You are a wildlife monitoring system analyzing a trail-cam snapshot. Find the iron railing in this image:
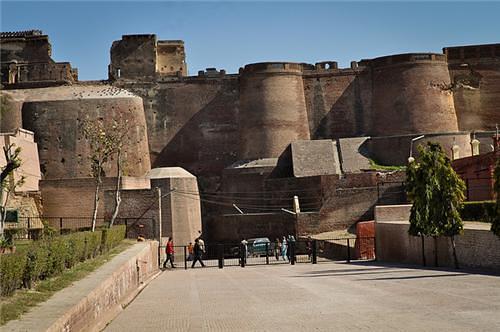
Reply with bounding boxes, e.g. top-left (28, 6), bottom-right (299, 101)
top-left (159, 237), bottom-right (376, 270)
